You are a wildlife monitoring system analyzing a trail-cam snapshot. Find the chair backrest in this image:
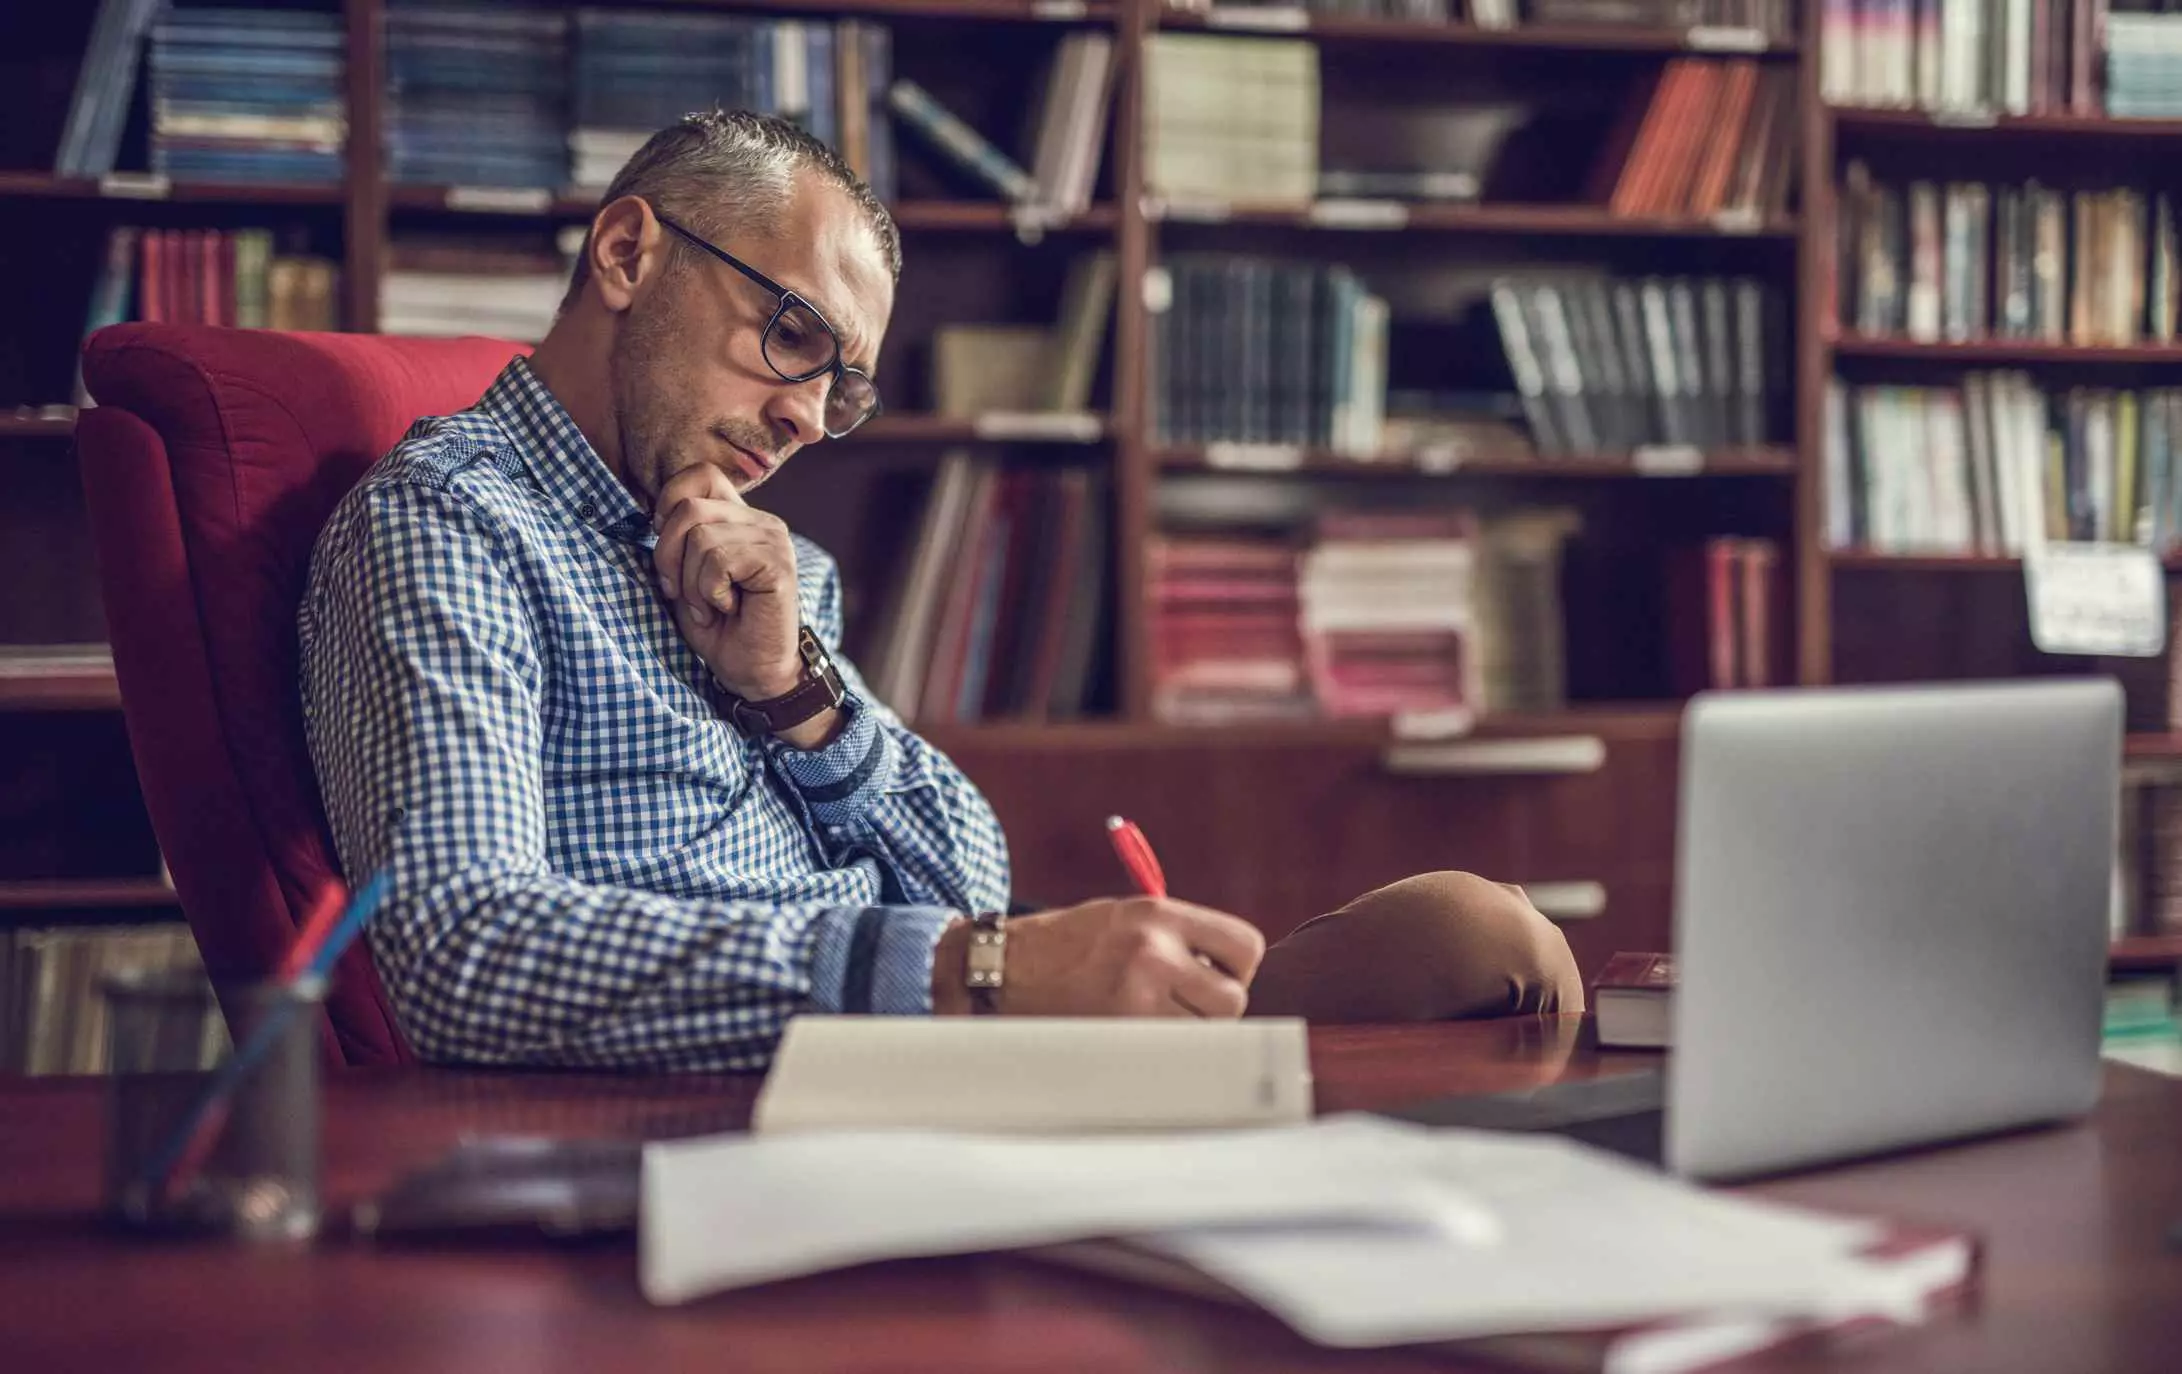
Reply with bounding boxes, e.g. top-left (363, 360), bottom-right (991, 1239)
top-left (77, 323), bottom-right (526, 1066)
